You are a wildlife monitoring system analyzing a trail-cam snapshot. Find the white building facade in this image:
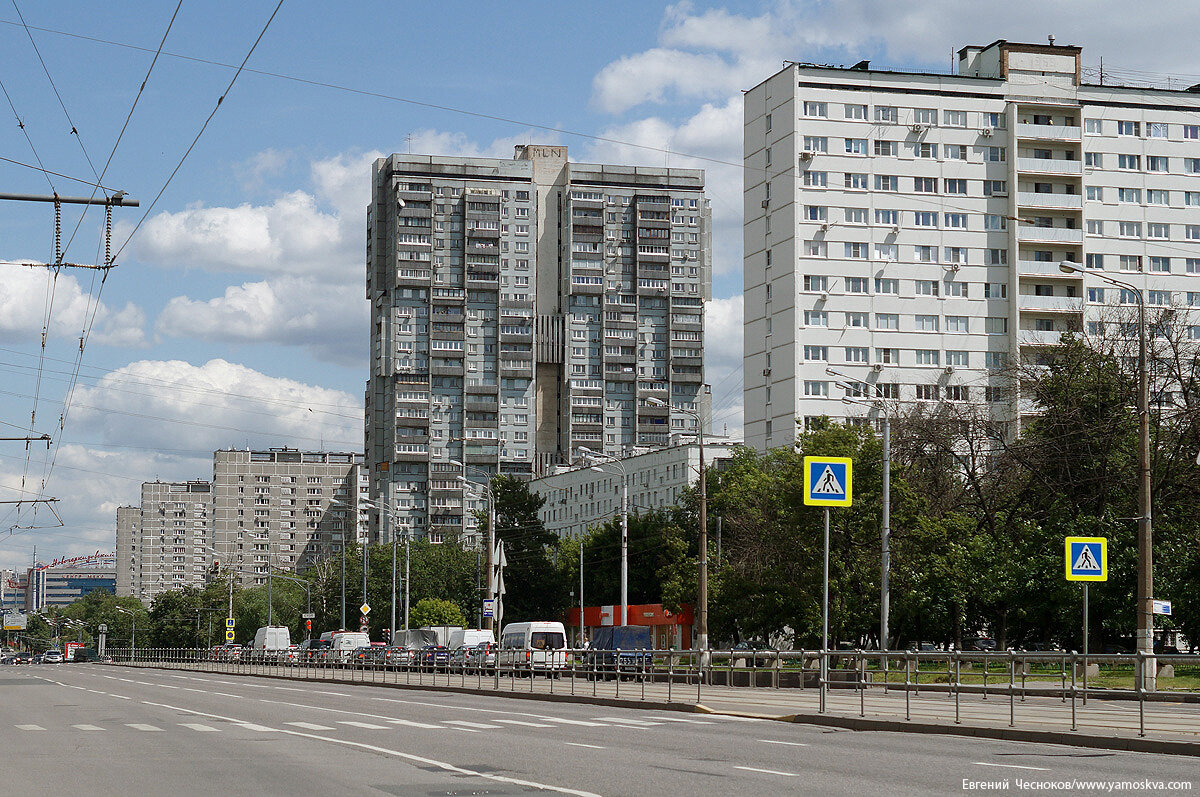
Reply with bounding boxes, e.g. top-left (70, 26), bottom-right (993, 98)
top-left (133, 480), bottom-right (212, 603)
top-left (744, 40), bottom-right (1200, 448)
top-left (530, 439), bottom-right (740, 539)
